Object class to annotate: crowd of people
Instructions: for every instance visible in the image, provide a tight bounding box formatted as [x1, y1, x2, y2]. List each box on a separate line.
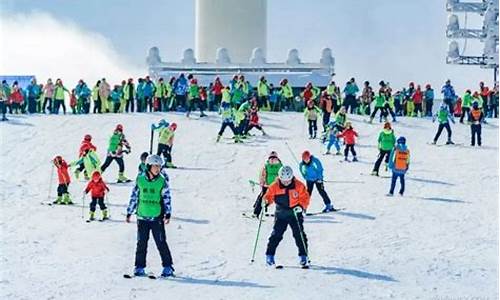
[0, 74, 498, 123]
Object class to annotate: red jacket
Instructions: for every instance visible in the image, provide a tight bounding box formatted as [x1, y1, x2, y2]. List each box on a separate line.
[79, 141, 97, 157]
[302, 89, 313, 103]
[249, 112, 259, 125]
[412, 90, 423, 104]
[70, 95, 77, 107]
[57, 161, 71, 185]
[212, 81, 223, 95]
[337, 128, 358, 145]
[85, 179, 109, 198]
[10, 90, 24, 104]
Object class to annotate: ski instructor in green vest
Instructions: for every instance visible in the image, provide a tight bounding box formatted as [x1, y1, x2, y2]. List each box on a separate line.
[126, 154, 174, 278]
[252, 151, 283, 217]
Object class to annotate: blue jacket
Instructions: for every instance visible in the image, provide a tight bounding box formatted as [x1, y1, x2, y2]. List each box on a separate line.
[75, 83, 91, 98]
[26, 83, 41, 98]
[441, 84, 456, 100]
[174, 77, 188, 96]
[143, 81, 155, 97]
[299, 156, 324, 181]
[424, 89, 434, 101]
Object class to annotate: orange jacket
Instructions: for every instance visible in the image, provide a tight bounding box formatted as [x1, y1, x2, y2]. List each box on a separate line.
[264, 178, 310, 211]
[56, 161, 71, 185]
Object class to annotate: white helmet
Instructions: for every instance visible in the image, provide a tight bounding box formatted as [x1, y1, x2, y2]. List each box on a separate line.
[278, 166, 294, 181]
[146, 154, 164, 167]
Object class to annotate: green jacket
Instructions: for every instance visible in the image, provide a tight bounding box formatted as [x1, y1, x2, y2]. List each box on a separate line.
[304, 105, 321, 120]
[54, 85, 68, 100]
[281, 84, 293, 98]
[257, 81, 269, 97]
[378, 129, 396, 151]
[462, 93, 473, 108]
[188, 84, 200, 99]
[157, 127, 174, 145]
[374, 94, 386, 108]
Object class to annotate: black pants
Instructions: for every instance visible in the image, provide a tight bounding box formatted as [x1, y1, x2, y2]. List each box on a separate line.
[433, 123, 452, 142]
[160, 97, 169, 112]
[370, 106, 386, 121]
[258, 96, 268, 108]
[425, 100, 433, 116]
[373, 150, 391, 173]
[157, 143, 172, 164]
[125, 98, 134, 113]
[344, 144, 356, 158]
[113, 102, 120, 113]
[308, 120, 317, 137]
[471, 124, 481, 146]
[237, 118, 249, 135]
[444, 98, 454, 114]
[218, 121, 237, 136]
[93, 100, 101, 113]
[389, 173, 405, 194]
[306, 180, 331, 206]
[0, 102, 6, 120]
[90, 197, 106, 212]
[414, 103, 423, 116]
[245, 124, 263, 135]
[101, 156, 125, 173]
[135, 219, 173, 268]
[53, 99, 66, 114]
[28, 97, 37, 113]
[42, 97, 52, 113]
[460, 107, 470, 123]
[266, 213, 308, 256]
[57, 183, 68, 196]
[253, 186, 268, 216]
[343, 95, 357, 114]
[176, 94, 186, 109]
[322, 112, 331, 131]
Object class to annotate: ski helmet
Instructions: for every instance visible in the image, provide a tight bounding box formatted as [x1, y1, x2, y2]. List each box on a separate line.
[397, 136, 406, 145]
[159, 119, 168, 127]
[302, 150, 311, 161]
[146, 154, 164, 167]
[115, 124, 123, 132]
[170, 123, 177, 131]
[278, 165, 294, 182]
[84, 134, 92, 141]
[268, 151, 278, 159]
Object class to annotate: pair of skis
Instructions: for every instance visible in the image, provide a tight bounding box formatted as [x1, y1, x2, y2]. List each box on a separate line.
[123, 273, 175, 279]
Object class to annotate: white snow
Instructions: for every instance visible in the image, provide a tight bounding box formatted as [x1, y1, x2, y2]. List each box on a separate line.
[0, 112, 498, 300]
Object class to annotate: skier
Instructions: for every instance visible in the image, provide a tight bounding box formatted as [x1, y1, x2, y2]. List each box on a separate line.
[432, 104, 455, 145]
[244, 105, 266, 136]
[424, 84, 435, 117]
[337, 121, 359, 161]
[251, 151, 283, 217]
[84, 171, 110, 221]
[152, 120, 178, 168]
[323, 120, 341, 155]
[101, 124, 132, 182]
[371, 122, 396, 176]
[319, 91, 333, 131]
[468, 101, 484, 146]
[75, 134, 97, 180]
[387, 137, 410, 196]
[460, 90, 473, 123]
[216, 101, 241, 143]
[264, 166, 310, 267]
[304, 100, 321, 139]
[126, 154, 174, 278]
[0, 83, 7, 121]
[52, 156, 73, 205]
[441, 79, 456, 114]
[334, 106, 348, 131]
[369, 90, 387, 123]
[299, 151, 336, 212]
[138, 152, 149, 176]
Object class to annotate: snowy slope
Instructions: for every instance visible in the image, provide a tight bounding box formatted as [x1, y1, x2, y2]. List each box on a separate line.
[0, 112, 498, 300]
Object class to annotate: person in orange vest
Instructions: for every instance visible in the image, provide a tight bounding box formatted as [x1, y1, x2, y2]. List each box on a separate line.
[468, 102, 484, 146]
[387, 137, 410, 196]
[264, 166, 311, 267]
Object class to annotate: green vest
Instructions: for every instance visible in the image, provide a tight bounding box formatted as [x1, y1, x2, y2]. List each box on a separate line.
[326, 84, 335, 96]
[137, 175, 165, 218]
[282, 84, 293, 98]
[108, 133, 122, 152]
[462, 93, 473, 108]
[265, 162, 282, 185]
[222, 89, 231, 102]
[437, 110, 449, 124]
[375, 95, 386, 108]
[158, 127, 174, 145]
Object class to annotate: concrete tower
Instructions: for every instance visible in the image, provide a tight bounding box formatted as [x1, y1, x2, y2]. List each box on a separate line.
[195, 0, 267, 63]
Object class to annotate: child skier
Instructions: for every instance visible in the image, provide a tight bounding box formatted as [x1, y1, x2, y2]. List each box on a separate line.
[468, 101, 484, 146]
[52, 156, 73, 204]
[323, 120, 341, 155]
[264, 166, 310, 267]
[84, 171, 110, 221]
[299, 151, 336, 212]
[337, 121, 359, 161]
[432, 104, 455, 145]
[371, 122, 396, 176]
[244, 105, 266, 136]
[334, 106, 347, 131]
[460, 90, 473, 123]
[126, 154, 174, 278]
[387, 136, 410, 196]
[369, 91, 387, 123]
[252, 151, 283, 217]
[152, 119, 178, 168]
[75, 134, 97, 180]
[216, 101, 240, 143]
[138, 152, 149, 176]
[101, 124, 132, 182]
[304, 100, 322, 139]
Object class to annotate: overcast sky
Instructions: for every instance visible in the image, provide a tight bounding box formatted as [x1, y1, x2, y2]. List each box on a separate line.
[0, 0, 495, 91]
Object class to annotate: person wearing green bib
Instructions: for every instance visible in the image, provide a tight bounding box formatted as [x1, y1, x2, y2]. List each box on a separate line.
[252, 151, 283, 217]
[126, 154, 174, 278]
[432, 104, 455, 145]
[101, 124, 132, 182]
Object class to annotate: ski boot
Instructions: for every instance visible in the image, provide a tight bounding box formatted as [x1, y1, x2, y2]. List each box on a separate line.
[74, 169, 80, 180]
[368, 117, 374, 124]
[322, 204, 335, 213]
[370, 170, 378, 176]
[165, 162, 177, 169]
[134, 267, 147, 277]
[83, 170, 89, 180]
[63, 193, 73, 205]
[446, 140, 454, 145]
[234, 135, 242, 143]
[53, 195, 63, 204]
[216, 135, 221, 143]
[344, 157, 349, 162]
[161, 265, 175, 277]
[117, 172, 130, 183]
[101, 209, 109, 221]
[88, 211, 95, 221]
[266, 255, 275, 266]
[299, 255, 309, 267]
[386, 192, 394, 197]
[335, 151, 342, 156]
[324, 150, 331, 155]
[399, 191, 404, 196]
[200, 112, 207, 117]
[352, 156, 358, 162]
[431, 140, 437, 145]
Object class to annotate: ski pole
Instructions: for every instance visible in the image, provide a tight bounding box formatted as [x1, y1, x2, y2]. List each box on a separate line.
[149, 127, 154, 154]
[293, 207, 310, 262]
[250, 203, 265, 263]
[105, 193, 111, 218]
[81, 192, 86, 219]
[284, 141, 300, 165]
[47, 163, 55, 202]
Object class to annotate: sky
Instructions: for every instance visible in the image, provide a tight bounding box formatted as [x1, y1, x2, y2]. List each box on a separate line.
[0, 0, 495, 92]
